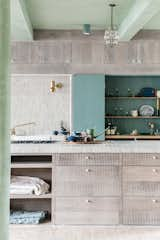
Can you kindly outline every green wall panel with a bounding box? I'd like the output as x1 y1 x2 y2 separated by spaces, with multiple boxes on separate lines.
72 74 105 140
0 1 10 240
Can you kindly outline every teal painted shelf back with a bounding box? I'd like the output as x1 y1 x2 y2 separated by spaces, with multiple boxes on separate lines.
105 75 160 135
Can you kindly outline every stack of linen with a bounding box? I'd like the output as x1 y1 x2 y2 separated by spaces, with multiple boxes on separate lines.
10 176 50 195
10 210 48 224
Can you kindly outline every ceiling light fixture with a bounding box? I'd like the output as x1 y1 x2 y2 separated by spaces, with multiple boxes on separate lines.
83 24 91 35
104 3 119 47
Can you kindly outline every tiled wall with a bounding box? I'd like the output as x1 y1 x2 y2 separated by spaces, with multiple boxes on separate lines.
11 74 71 135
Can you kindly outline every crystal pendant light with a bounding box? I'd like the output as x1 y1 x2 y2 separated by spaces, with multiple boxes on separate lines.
104 4 119 47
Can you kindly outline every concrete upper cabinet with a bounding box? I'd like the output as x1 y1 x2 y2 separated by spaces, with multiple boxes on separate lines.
11 41 72 64
71 74 105 140
11 39 160 74
142 40 160 64
104 42 129 64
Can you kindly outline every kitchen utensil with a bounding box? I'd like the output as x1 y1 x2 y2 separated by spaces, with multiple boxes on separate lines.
131 110 138 117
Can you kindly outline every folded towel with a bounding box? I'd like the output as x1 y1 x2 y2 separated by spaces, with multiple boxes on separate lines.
10 176 50 196
10 210 48 224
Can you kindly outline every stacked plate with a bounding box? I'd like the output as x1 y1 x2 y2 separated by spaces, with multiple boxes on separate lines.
139 105 154 116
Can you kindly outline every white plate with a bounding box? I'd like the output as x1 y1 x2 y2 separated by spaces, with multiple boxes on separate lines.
139 105 154 116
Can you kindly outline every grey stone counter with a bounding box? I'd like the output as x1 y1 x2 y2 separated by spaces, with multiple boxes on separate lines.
11 141 160 154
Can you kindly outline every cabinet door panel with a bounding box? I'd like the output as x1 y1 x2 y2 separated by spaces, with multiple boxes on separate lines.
142 41 160 64
55 166 121 196
71 74 105 140
55 197 120 225
54 153 122 166
123 166 160 196
123 197 160 225
123 153 160 166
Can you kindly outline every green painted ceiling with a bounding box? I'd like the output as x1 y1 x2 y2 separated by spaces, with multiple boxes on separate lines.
11 0 160 41
25 0 134 30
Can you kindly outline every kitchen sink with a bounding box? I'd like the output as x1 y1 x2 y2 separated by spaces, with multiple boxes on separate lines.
11 135 61 144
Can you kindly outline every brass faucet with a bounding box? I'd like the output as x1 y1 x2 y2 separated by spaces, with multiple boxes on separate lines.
11 122 36 136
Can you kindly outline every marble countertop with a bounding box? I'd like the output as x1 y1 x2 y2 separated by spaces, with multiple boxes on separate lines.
11 140 160 154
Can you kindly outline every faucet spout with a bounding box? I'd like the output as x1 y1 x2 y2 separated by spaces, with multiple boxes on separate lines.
11 122 36 135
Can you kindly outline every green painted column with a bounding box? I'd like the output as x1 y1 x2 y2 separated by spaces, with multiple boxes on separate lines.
0 1 10 240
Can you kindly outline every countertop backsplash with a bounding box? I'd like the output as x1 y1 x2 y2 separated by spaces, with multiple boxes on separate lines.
11 74 71 135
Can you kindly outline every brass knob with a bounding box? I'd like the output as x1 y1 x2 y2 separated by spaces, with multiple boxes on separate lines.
85 156 90 160
85 168 91 173
152 169 158 174
85 199 92 203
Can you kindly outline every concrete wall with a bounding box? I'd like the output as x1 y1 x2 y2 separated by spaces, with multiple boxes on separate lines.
11 74 71 135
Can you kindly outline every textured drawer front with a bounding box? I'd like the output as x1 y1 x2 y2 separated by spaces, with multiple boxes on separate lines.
123 153 160 166
123 197 160 225
123 166 160 196
54 153 122 166
55 197 120 225
55 166 121 196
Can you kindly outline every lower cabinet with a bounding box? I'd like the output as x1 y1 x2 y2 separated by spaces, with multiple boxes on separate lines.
55 197 120 225
54 153 160 226
54 153 122 225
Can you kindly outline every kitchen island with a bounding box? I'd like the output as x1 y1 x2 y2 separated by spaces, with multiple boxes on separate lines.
10 141 160 227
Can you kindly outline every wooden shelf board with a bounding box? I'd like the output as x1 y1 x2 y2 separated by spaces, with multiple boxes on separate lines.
106 135 160 140
11 163 52 169
105 116 160 119
105 97 156 99
10 193 52 199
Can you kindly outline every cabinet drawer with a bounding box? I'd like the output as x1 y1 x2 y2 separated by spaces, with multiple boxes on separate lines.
54 153 122 166
123 197 160 225
123 153 160 166
55 166 121 196
123 166 160 196
55 197 120 225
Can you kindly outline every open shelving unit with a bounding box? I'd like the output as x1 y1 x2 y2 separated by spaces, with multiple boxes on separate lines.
105 75 160 140
11 155 53 225
106 116 160 119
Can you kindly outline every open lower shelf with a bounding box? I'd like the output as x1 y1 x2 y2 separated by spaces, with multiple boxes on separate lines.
105 116 160 119
11 163 52 169
10 193 52 199
105 135 160 140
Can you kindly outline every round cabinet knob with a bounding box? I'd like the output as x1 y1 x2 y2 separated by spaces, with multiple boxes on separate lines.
85 199 92 203
85 168 91 173
85 156 90 160
152 199 158 203
152 155 157 160
152 168 158 174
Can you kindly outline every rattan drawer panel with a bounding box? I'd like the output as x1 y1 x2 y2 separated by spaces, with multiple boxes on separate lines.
55 166 121 196
123 166 160 196
54 153 122 166
123 197 160 225
123 153 160 166
55 197 120 225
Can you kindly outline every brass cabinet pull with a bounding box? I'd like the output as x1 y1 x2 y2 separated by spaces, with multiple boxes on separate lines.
152 199 158 203
85 168 91 173
85 156 90 160
152 168 158 174
85 199 92 203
